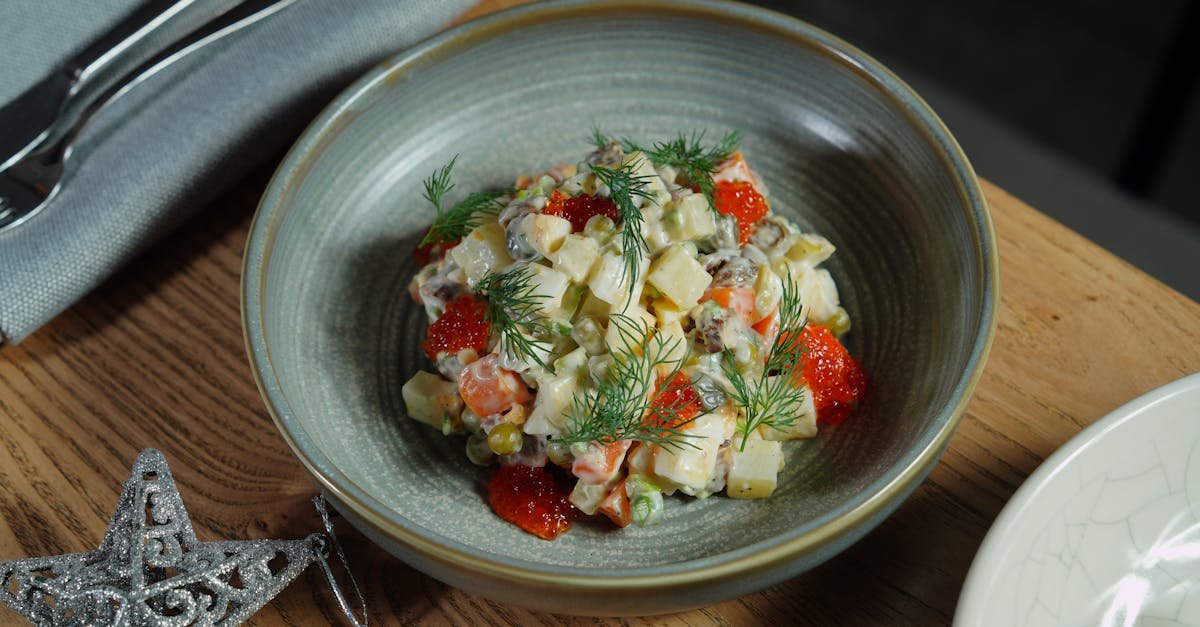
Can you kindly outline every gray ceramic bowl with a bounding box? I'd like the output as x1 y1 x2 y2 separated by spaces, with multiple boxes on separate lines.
243 0 997 616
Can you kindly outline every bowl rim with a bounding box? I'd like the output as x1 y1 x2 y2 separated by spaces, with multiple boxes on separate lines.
242 0 999 591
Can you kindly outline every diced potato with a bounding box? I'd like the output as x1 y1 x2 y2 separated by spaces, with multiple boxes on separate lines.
641 209 671 254
663 194 716 241
656 320 688 370
652 298 688 328
548 234 600 283
523 373 577 436
571 316 607 356
646 244 712 309
726 432 784 499
758 379 818 441
753 264 782 322
623 151 669 209
604 305 656 354
449 222 512 286
494 328 554 375
652 410 733 496
625 443 654 476
401 371 464 430
526 214 573 258
587 251 646 308
797 267 840 326
570 477 619 515
524 263 570 313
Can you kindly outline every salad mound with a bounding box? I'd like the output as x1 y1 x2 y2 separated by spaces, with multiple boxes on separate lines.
403 132 866 539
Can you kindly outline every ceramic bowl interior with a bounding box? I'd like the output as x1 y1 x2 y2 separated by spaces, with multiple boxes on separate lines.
243 0 996 613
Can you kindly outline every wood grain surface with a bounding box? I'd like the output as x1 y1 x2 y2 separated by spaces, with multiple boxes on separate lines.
3 2 1200 625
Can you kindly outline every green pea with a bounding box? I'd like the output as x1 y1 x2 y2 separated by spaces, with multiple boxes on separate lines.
465 435 494 466
487 422 524 456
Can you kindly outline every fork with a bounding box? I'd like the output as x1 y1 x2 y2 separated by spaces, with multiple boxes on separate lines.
0 0 295 231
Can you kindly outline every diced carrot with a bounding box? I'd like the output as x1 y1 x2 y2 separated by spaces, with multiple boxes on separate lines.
457 354 533 417
701 287 755 324
752 308 779 341
713 151 765 192
572 440 632 484
598 481 632 528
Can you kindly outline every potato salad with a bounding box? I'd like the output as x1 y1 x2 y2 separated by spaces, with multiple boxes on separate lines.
403 132 866 539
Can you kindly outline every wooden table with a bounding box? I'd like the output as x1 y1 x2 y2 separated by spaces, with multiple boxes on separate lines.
3 3 1200 625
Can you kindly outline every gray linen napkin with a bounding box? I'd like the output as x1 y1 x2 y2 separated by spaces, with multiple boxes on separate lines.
0 0 474 344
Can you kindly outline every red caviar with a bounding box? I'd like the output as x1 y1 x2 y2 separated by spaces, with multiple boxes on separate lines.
413 227 458 265
646 371 702 428
487 464 575 540
796 324 867 425
544 190 619 232
421 296 489 361
713 180 769 244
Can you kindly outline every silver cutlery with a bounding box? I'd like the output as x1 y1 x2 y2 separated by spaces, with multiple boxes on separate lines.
0 0 295 231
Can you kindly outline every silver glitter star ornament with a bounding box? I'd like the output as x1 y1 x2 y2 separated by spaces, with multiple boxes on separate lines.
0 449 326 626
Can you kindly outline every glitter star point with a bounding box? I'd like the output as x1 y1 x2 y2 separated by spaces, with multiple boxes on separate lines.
0 449 325 626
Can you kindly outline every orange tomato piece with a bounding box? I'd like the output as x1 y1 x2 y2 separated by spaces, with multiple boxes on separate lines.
457 354 533 417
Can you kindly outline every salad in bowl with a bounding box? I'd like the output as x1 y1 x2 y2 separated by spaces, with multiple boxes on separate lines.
403 131 866 539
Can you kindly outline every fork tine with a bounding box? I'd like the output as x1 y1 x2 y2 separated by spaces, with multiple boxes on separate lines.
0 199 15 227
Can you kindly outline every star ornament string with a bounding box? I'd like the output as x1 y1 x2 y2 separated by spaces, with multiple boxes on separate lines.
0 449 367 626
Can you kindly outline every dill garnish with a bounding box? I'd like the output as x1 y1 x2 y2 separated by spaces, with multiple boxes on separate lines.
559 314 698 450
590 123 611 150
721 273 809 449
629 130 740 213
474 265 556 369
419 156 512 246
591 161 655 286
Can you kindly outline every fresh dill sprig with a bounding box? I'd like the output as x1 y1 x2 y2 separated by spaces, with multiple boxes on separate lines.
629 130 740 213
591 161 656 285
474 265 555 369
590 123 611 150
419 156 512 246
721 273 810 449
559 314 699 450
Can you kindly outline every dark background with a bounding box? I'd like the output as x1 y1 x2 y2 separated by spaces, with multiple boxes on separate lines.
749 0 1200 298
